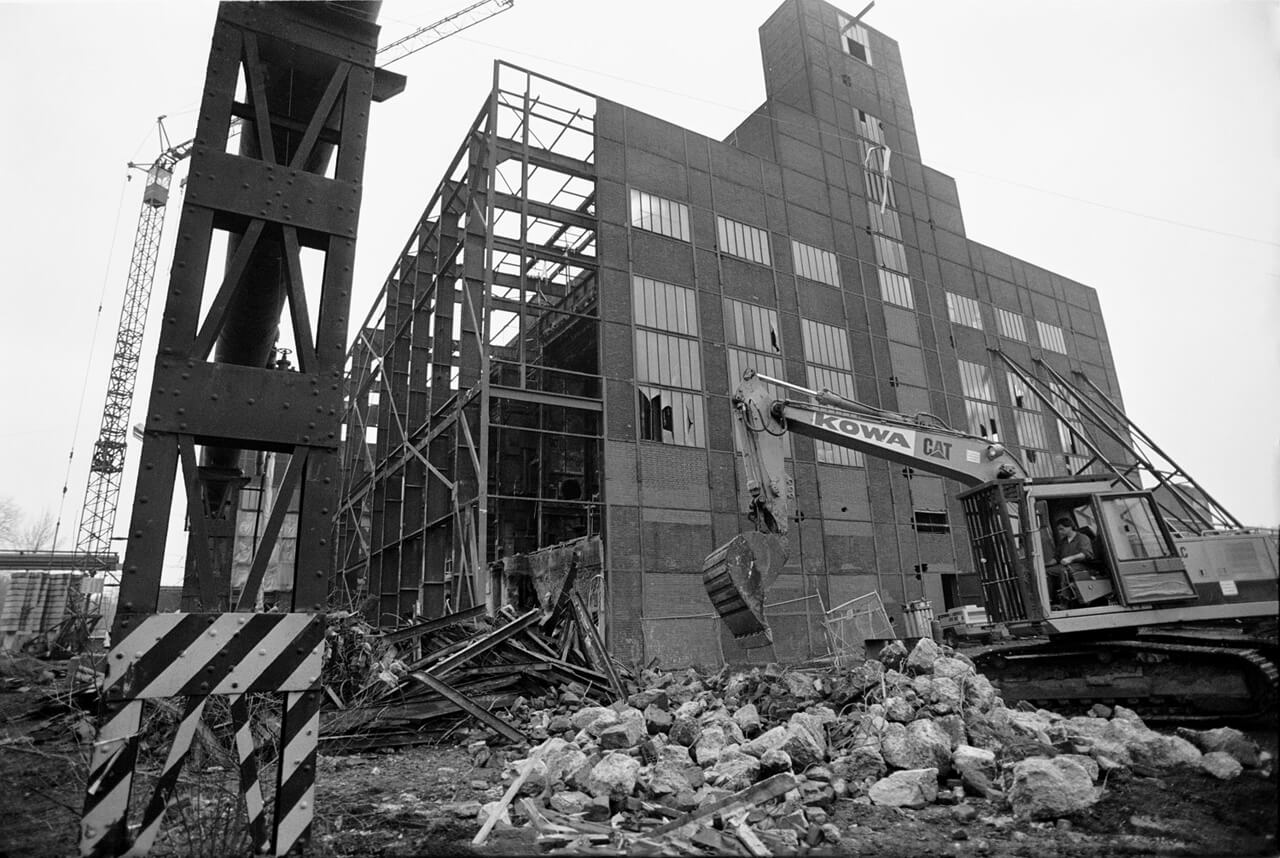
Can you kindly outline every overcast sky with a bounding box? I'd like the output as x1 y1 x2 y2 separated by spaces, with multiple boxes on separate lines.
0 0 1276 580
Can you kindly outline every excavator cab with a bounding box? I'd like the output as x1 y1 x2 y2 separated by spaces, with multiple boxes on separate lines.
961 476 1203 632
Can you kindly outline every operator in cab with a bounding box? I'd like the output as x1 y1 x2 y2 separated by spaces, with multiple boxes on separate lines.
1049 517 1097 609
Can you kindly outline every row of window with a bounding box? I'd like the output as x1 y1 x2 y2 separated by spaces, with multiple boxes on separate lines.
633 192 844 288
631 278 1070 472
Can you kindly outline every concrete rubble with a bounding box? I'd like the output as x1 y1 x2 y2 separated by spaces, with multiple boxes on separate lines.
454 637 1273 853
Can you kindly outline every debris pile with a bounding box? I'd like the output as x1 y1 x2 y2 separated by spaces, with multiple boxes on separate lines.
320 599 629 752
458 636 1273 853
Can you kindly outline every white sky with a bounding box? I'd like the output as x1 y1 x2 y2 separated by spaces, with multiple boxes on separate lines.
0 0 1276 582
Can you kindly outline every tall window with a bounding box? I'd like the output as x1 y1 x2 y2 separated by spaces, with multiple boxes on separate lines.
1007 373 1053 478
791 239 840 287
1036 320 1067 354
725 298 790 458
1047 378 1091 475
958 359 1000 440
725 299 784 386
946 292 983 330
996 307 1027 342
802 318 863 466
634 276 703 446
717 216 771 266
838 14 872 65
630 189 690 242
856 109 912 309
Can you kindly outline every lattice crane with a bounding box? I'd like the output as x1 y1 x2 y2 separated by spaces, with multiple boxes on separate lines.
74 118 193 569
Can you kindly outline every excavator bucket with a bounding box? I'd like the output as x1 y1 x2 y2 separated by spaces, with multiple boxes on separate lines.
702 532 787 649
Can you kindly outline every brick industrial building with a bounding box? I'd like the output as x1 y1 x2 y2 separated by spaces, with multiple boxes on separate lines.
336 0 1128 666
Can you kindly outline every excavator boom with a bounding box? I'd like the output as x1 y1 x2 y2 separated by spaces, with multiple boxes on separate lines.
704 370 1025 647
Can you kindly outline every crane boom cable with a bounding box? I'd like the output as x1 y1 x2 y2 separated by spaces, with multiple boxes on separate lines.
74 118 187 566
64 0 514 585
51 173 132 556
377 0 514 64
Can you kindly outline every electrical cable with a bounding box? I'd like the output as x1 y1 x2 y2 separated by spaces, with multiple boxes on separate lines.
452 34 1280 252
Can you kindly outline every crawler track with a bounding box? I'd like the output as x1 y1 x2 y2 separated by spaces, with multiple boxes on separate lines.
972 636 1278 723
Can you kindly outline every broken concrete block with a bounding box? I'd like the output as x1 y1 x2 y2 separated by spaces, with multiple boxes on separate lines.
570 706 613 731
906 638 944 673
884 695 916 723
1007 757 1098 820
743 724 789 758
868 768 939 808
694 724 728 766
669 717 701 748
757 747 793 778
549 790 591 815
1176 726 1261 768
586 752 639 798
733 702 762 736
951 744 997 797
1200 751 1244 780
831 746 886 783
706 745 761 791
644 703 673 735
881 719 951 774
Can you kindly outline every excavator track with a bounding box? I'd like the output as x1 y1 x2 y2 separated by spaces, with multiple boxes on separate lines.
972 637 1279 723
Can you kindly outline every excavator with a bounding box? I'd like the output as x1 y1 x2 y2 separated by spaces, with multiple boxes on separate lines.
703 369 1279 719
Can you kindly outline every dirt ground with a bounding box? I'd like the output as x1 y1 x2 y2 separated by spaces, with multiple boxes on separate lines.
2 661 1277 858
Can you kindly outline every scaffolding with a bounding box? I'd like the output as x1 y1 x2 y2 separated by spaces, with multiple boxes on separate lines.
337 63 601 626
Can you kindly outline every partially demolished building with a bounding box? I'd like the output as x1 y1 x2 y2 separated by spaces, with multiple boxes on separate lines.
337 0 1127 667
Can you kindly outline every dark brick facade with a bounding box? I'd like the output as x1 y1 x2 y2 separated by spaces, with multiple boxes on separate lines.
596 0 1126 665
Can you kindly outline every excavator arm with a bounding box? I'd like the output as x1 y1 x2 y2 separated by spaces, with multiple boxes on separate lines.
703 369 1025 647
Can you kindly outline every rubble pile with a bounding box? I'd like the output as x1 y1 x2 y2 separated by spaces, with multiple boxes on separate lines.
460 637 1273 853
321 600 629 752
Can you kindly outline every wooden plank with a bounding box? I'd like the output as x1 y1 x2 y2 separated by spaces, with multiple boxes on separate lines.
472 760 533 846
407 671 526 744
428 609 540 678
569 591 625 699
642 773 797 838
382 605 486 645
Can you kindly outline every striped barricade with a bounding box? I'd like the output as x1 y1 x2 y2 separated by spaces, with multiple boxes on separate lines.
80 612 324 857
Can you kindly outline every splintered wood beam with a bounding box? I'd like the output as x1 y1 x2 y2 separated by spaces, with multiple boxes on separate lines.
408 670 525 745
426 608 540 678
382 604 486 645
641 773 798 838
569 591 625 700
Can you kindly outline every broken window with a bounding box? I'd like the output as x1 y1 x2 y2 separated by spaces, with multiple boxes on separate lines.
838 15 872 65
912 510 950 533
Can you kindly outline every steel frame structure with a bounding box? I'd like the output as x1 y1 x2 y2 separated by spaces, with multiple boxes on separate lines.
80 4 401 855
337 63 601 627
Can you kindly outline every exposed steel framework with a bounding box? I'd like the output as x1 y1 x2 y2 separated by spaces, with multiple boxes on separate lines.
80 3 401 854
337 63 600 626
